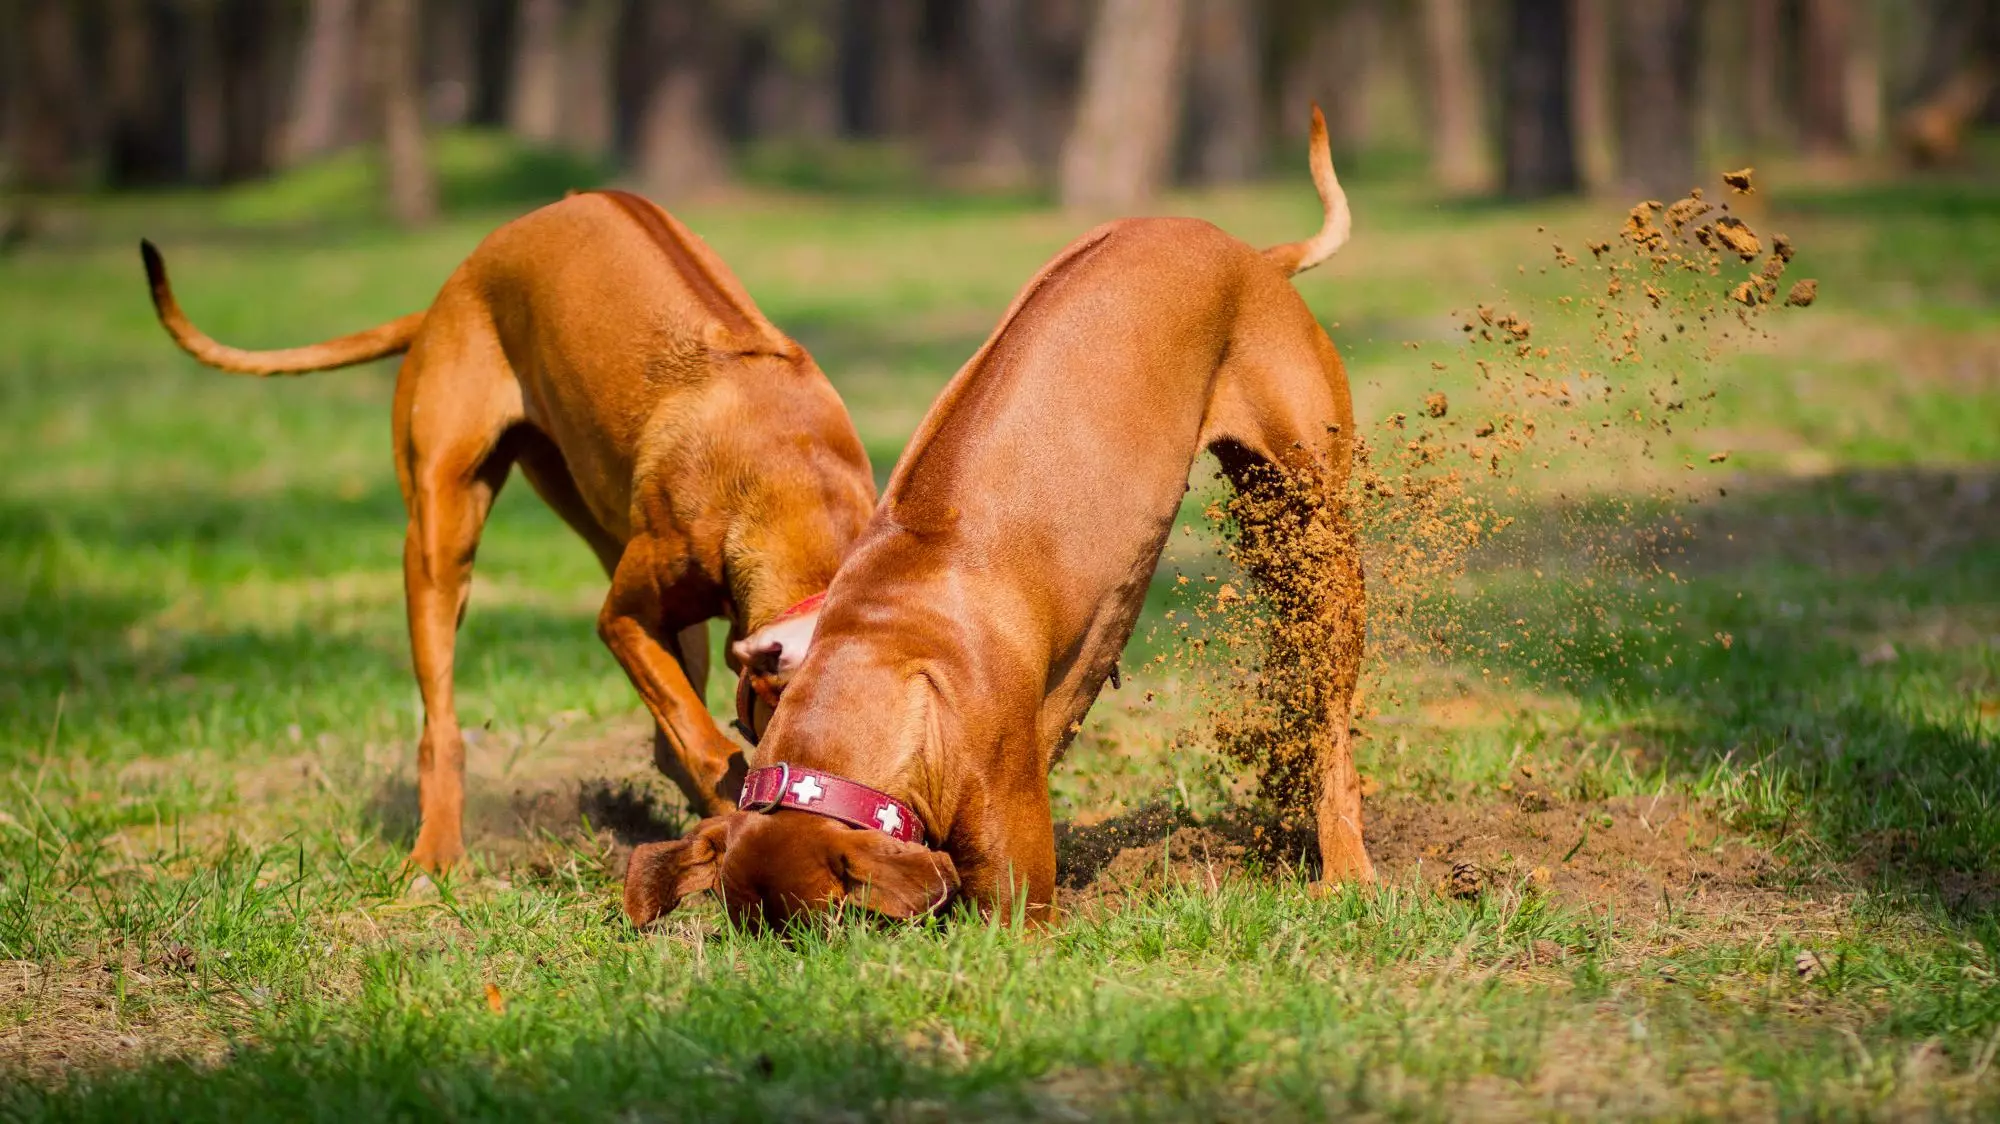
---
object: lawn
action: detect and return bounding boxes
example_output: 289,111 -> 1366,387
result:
3,134 -> 1999,1120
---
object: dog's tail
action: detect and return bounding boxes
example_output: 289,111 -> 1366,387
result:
140,240 -> 425,376
1261,104 -> 1352,278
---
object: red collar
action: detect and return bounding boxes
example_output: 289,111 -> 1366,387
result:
733,591 -> 827,745
740,764 -> 926,845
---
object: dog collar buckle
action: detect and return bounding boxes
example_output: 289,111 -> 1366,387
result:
742,762 -> 790,813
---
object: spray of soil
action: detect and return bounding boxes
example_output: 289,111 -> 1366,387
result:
1151,171 -> 1814,852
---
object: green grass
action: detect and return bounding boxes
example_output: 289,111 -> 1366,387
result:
3,133 -> 1999,1119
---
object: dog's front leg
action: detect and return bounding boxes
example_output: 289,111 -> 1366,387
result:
954,798 -> 1059,927
598,541 -> 746,817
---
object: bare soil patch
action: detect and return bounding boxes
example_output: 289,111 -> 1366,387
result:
1055,790 -> 1793,924
1366,791 -> 1777,917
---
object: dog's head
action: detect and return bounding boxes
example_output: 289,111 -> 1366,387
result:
728,604 -> 823,742
625,811 -> 958,929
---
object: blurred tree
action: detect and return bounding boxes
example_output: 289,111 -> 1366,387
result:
1059,0 -> 1189,208
185,0 -> 293,184
558,0 -> 619,158
285,0 -> 363,165
184,0 -> 229,183
469,0 -> 520,127
1845,1 -> 1884,153
1502,0 -> 1576,196
369,0 -> 436,225
1800,0 -> 1856,154
1319,0 -> 1386,157
1571,0 -> 1614,191
1743,0 -> 1787,146
105,0 -> 187,186
1187,0 -> 1263,183
741,0 -> 840,142
9,0 -> 92,190
631,0 -> 731,198
1418,0 -> 1488,192
1616,0 -> 1700,199
510,0 -> 565,144
968,0 -> 1039,184
422,0 -> 481,127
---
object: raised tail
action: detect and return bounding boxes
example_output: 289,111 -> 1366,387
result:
1261,105 -> 1352,278
140,240 -> 425,376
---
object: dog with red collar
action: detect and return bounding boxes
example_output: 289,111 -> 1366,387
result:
625,109 -> 1374,929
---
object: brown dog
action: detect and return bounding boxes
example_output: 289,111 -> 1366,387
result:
141,190 -> 877,872
625,109 -> 1372,928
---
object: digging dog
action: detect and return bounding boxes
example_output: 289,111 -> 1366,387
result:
625,108 -> 1373,928
141,190 -> 877,872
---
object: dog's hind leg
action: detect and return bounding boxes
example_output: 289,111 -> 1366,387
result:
1205,313 -> 1377,885
391,310 -> 526,874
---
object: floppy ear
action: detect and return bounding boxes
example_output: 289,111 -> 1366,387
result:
833,832 -> 960,920
624,816 -> 732,927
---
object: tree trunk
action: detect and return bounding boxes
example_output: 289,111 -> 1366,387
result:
105,0 -> 186,186
422,0 -> 480,127
881,0 -> 927,139
1616,0 -> 1700,199
1277,0 -> 1383,159
1570,0 -> 1614,192
1502,0 -> 1576,196
9,0 -> 89,190
633,0 -> 730,199
1799,0 -> 1853,155
557,0 -> 619,158
286,0 -> 362,164
509,0 -> 565,145
468,0 -> 517,126
184,0 -> 228,184
370,0 -> 436,226
224,0 -> 293,183
1418,0 -> 1488,192
1744,0 -> 1785,146
1842,0 -> 1883,153
1330,0 -> 1383,154
1186,0 -> 1261,183
968,0 -> 1038,183
1058,0 -> 1190,210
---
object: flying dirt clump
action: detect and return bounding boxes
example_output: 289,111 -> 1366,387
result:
1711,216 -> 1761,261
1161,168 -> 1817,843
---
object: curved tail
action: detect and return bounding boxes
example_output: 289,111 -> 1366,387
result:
1261,105 -> 1352,277
140,240 -> 425,376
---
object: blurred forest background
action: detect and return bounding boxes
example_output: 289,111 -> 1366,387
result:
5,0 -> 1999,233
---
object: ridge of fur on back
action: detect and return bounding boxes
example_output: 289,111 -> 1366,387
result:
586,189 -> 796,359
1261,104 -> 1352,278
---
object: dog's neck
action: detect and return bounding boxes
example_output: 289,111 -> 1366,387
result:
721,507 -> 851,637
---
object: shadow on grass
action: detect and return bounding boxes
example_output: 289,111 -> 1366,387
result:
1455,467 -> 2000,920
0,480 -> 614,768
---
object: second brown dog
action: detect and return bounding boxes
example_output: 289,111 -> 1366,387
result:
143,190 -> 877,873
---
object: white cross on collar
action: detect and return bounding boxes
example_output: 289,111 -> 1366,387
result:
788,775 -> 825,805
873,803 -> 904,835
